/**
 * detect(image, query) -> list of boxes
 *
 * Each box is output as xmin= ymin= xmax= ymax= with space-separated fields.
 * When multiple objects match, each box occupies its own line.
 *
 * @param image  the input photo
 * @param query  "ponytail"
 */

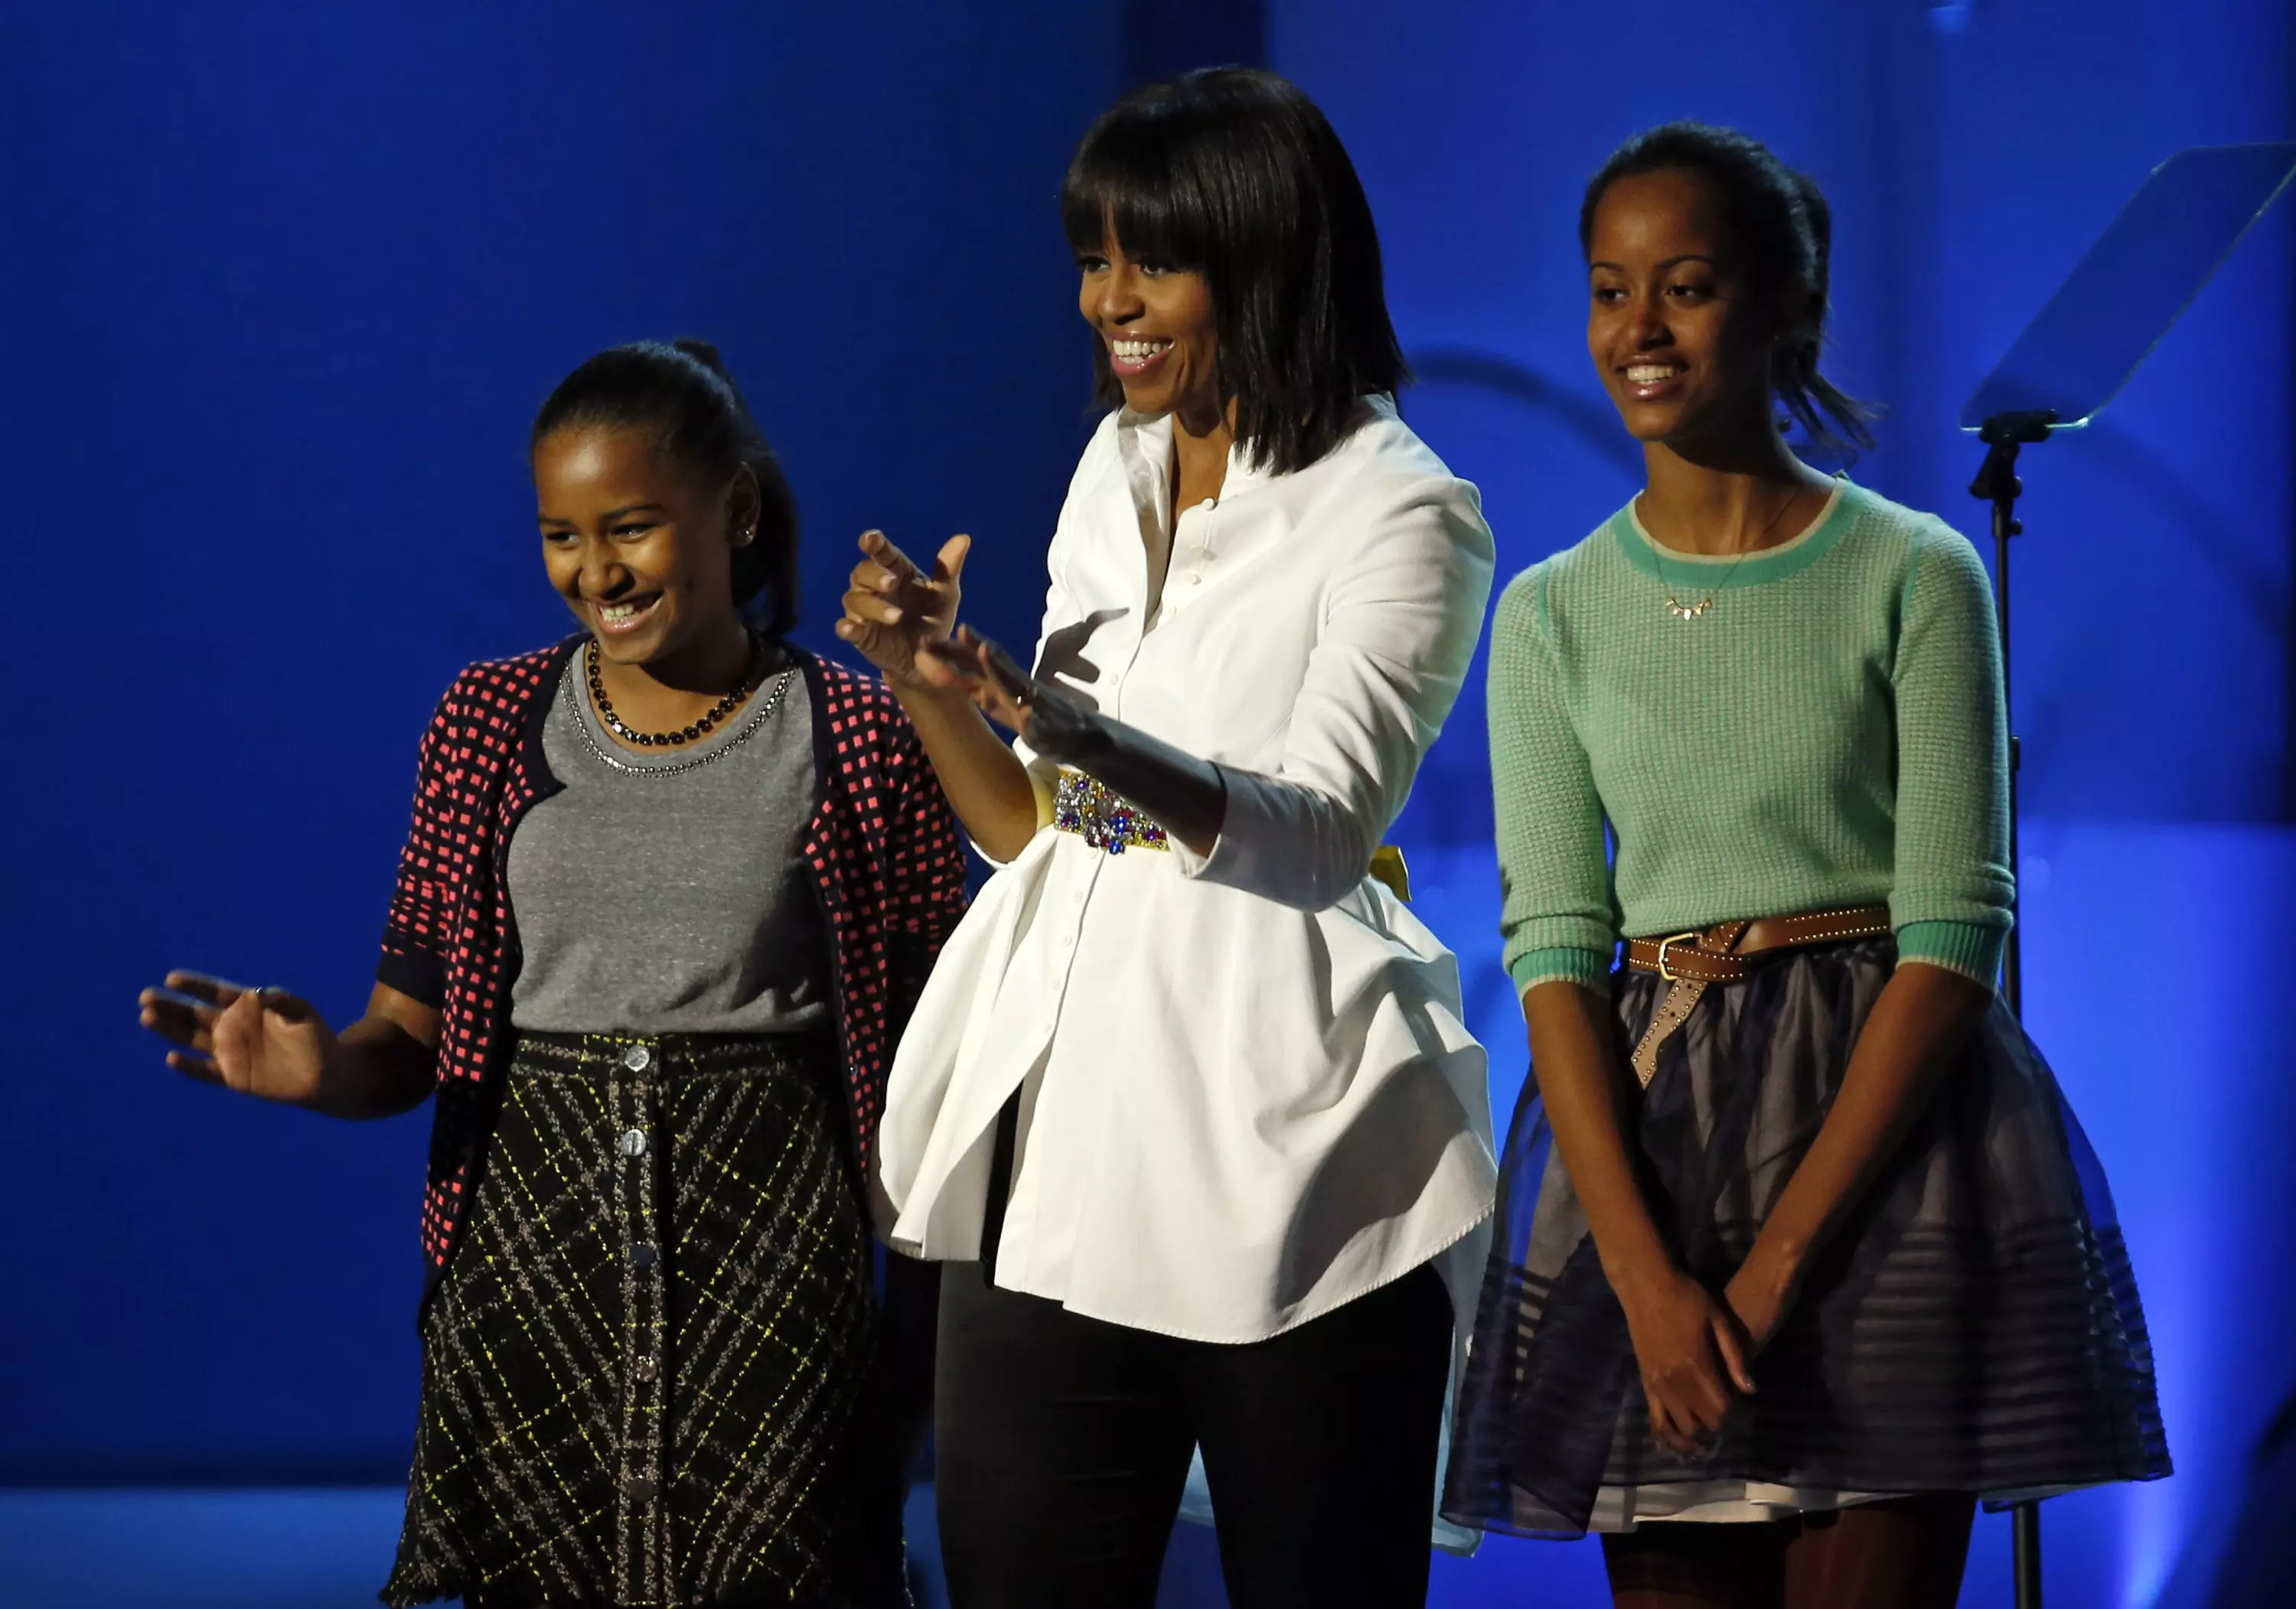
xmin=1773 ymin=172 xmax=1874 ymax=454
xmin=533 ymin=340 xmax=801 ymax=634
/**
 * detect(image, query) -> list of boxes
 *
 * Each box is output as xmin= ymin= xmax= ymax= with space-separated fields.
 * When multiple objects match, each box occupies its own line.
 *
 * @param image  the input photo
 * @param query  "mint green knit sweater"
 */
xmin=1492 ymin=480 xmax=2012 ymax=994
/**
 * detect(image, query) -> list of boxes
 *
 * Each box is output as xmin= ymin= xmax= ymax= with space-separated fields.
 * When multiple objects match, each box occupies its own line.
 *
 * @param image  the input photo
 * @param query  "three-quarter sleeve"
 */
xmin=1889 ymin=527 xmax=2014 ymax=984
xmin=1489 ymin=568 xmax=1617 ymax=994
xmin=376 ymin=687 xmax=460 ymax=1009
xmin=1175 ymin=471 xmax=1495 ymax=911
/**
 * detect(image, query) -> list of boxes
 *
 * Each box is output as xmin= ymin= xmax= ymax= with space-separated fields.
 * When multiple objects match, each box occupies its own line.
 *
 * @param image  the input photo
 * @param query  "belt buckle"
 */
xmin=1655 ymin=931 xmax=1701 ymax=982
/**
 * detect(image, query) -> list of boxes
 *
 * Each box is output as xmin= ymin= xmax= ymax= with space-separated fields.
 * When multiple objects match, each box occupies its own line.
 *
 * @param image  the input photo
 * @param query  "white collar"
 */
xmin=1114 ymin=392 xmax=1397 ymax=504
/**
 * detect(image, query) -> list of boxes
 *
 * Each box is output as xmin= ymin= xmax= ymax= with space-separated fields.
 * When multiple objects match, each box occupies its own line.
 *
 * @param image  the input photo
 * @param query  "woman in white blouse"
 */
xmin=836 ymin=68 xmax=1495 ymax=1607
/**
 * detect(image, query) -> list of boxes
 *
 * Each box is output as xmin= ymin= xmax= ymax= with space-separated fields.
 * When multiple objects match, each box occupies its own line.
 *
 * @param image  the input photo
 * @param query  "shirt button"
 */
xmin=625 ymin=1474 xmax=658 ymax=1506
xmin=618 ymin=1129 xmax=647 ymax=1158
xmin=632 ymin=1354 xmax=660 ymax=1382
xmin=622 ymin=1044 xmax=652 ymax=1072
xmin=630 ymin=1243 xmax=658 ymax=1270
xmin=1186 ymin=573 xmax=1202 ymax=585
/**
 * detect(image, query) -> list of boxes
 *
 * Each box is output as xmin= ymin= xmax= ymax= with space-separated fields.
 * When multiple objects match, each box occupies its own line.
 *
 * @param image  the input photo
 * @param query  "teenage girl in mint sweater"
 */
xmin=1443 ymin=124 xmax=2167 ymax=1609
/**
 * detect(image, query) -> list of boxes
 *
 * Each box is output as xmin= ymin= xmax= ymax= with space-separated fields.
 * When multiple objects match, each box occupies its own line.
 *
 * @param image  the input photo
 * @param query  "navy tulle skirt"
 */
xmin=1442 ymin=937 xmax=2170 ymax=1538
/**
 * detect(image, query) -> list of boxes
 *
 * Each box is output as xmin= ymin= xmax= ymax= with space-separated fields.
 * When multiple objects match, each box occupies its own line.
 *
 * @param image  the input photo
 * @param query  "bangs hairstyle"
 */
xmin=1580 ymin=121 xmax=1875 ymax=457
xmin=531 ymin=339 xmax=801 ymax=636
xmin=1062 ymin=68 xmax=1407 ymax=477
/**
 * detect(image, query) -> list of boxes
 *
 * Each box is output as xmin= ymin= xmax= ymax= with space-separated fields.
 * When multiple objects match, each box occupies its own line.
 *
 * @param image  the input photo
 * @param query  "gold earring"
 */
xmin=733 ymin=525 xmax=755 ymax=547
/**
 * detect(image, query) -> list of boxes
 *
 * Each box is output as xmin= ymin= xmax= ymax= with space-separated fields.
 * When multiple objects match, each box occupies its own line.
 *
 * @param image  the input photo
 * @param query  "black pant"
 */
xmin=830 ymin=1247 xmax=941 ymax=1608
xmin=933 ymin=1259 xmax=1454 ymax=1609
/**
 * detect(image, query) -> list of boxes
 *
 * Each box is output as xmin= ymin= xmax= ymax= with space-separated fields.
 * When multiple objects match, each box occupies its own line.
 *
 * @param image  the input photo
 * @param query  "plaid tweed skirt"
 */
xmin=381 ymin=1030 xmax=876 ymax=1609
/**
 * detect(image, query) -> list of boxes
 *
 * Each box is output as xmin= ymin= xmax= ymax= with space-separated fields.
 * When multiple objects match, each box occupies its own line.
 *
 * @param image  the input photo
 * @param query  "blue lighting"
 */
xmin=6 ymin=2 xmax=2290 ymax=1605
xmin=1929 ymin=2 xmax=1978 ymax=37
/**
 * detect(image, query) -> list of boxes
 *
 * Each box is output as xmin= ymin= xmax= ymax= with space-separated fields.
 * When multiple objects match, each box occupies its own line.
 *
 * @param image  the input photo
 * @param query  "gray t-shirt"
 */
xmin=507 ymin=653 xmax=832 ymax=1035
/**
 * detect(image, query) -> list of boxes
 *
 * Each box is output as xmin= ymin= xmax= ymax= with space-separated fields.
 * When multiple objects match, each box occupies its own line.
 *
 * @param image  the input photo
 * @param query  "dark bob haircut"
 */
xmin=1062 ymin=67 xmax=1407 ymax=477
xmin=1580 ymin=122 xmax=1875 ymax=457
xmin=530 ymin=339 xmax=801 ymax=636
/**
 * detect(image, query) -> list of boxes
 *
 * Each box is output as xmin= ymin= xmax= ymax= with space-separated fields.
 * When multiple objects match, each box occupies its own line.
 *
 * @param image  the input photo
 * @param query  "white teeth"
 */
xmin=1627 ymin=364 xmax=1682 ymax=383
xmin=1113 ymin=339 xmax=1170 ymax=362
xmin=598 ymin=599 xmax=654 ymax=622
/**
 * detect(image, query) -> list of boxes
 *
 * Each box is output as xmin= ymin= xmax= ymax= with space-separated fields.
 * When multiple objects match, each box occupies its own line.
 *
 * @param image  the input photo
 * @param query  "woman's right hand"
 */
xmin=1618 ymin=1266 xmax=1756 ymax=1458
xmin=835 ymin=529 xmax=971 ymax=693
xmin=138 ymin=971 xmax=338 ymax=1106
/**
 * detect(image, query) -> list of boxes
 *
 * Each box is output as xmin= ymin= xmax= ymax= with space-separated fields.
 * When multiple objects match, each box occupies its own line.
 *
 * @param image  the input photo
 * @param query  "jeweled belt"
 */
xmin=1045 ymin=771 xmax=1418 ymax=907
xmin=1052 ymin=770 xmax=1169 ymax=855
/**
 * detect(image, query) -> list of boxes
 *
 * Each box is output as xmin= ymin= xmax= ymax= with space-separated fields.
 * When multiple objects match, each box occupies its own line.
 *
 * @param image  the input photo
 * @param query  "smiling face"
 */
xmin=534 ymin=425 xmax=754 ymax=668
xmin=1586 ymin=168 xmax=1785 ymax=451
xmin=1077 ymin=224 xmax=1221 ymax=424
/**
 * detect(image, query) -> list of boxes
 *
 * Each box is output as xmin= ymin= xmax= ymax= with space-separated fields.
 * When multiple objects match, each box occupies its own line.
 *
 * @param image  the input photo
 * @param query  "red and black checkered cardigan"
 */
xmin=375 ymin=638 xmax=967 ymax=1285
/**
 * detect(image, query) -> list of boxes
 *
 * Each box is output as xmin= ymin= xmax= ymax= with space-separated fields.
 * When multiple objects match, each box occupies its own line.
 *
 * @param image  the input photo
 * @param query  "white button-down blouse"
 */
xmin=879 ymin=397 xmax=1498 ymax=1342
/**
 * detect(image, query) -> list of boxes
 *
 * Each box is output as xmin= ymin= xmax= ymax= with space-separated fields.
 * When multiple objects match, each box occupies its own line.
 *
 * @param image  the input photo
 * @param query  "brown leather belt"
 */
xmin=1623 ymin=904 xmax=1892 ymax=1088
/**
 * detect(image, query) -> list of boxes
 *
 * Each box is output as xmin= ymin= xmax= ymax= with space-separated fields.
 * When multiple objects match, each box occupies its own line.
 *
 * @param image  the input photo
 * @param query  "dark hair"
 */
xmin=1062 ymin=67 xmax=1407 ymax=476
xmin=530 ymin=339 xmax=801 ymax=634
xmin=1579 ymin=122 xmax=1874 ymax=456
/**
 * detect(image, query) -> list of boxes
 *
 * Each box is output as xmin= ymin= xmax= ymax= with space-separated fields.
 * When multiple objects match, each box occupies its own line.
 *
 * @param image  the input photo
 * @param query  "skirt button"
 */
xmin=622 ymin=1044 xmax=652 ymax=1073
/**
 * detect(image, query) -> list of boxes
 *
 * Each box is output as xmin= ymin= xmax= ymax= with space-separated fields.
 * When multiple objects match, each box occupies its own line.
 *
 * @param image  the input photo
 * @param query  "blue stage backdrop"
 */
xmin=4 ymin=4 xmax=2292 ymax=1608
xmin=0 ymin=0 xmax=1126 ymax=1485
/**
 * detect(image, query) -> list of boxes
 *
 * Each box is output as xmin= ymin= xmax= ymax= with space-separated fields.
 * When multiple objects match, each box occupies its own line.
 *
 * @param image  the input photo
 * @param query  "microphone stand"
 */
xmin=1967 ymin=406 xmax=2056 ymax=1609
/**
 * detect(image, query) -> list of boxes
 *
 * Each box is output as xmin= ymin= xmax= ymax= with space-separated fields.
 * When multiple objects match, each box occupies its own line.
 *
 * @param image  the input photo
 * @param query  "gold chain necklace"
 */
xmin=1652 ymin=487 xmax=1801 ymax=620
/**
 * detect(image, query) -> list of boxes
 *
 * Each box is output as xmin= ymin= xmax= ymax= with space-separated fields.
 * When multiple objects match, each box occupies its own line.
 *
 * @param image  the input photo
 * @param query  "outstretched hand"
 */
xmin=921 ymin=627 xmax=1106 ymax=762
xmin=137 ymin=971 xmax=337 ymax=1106
xmin=835 ymin=529 xmax=970 ymax=692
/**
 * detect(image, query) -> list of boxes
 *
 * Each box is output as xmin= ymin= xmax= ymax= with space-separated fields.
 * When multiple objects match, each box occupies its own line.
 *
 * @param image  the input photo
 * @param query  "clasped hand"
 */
xmin=1623 ymin=1246 xmax=1797 ymax=1458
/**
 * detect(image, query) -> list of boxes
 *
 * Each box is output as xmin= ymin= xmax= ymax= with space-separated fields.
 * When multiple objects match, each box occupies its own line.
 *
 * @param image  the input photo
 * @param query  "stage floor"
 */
xmin=0 ymin=1484 xmax=2098 ymax=1607
xmin=0 ymin=1487 xmax=960 ymax=1609
xmin=0 ymin=1485 xmax=1618 ymax=1607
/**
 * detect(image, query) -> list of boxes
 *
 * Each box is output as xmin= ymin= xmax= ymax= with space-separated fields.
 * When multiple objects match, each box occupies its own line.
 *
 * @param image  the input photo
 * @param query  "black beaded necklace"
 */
xmin=585 ymin=632 xmax=766 ymax=748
